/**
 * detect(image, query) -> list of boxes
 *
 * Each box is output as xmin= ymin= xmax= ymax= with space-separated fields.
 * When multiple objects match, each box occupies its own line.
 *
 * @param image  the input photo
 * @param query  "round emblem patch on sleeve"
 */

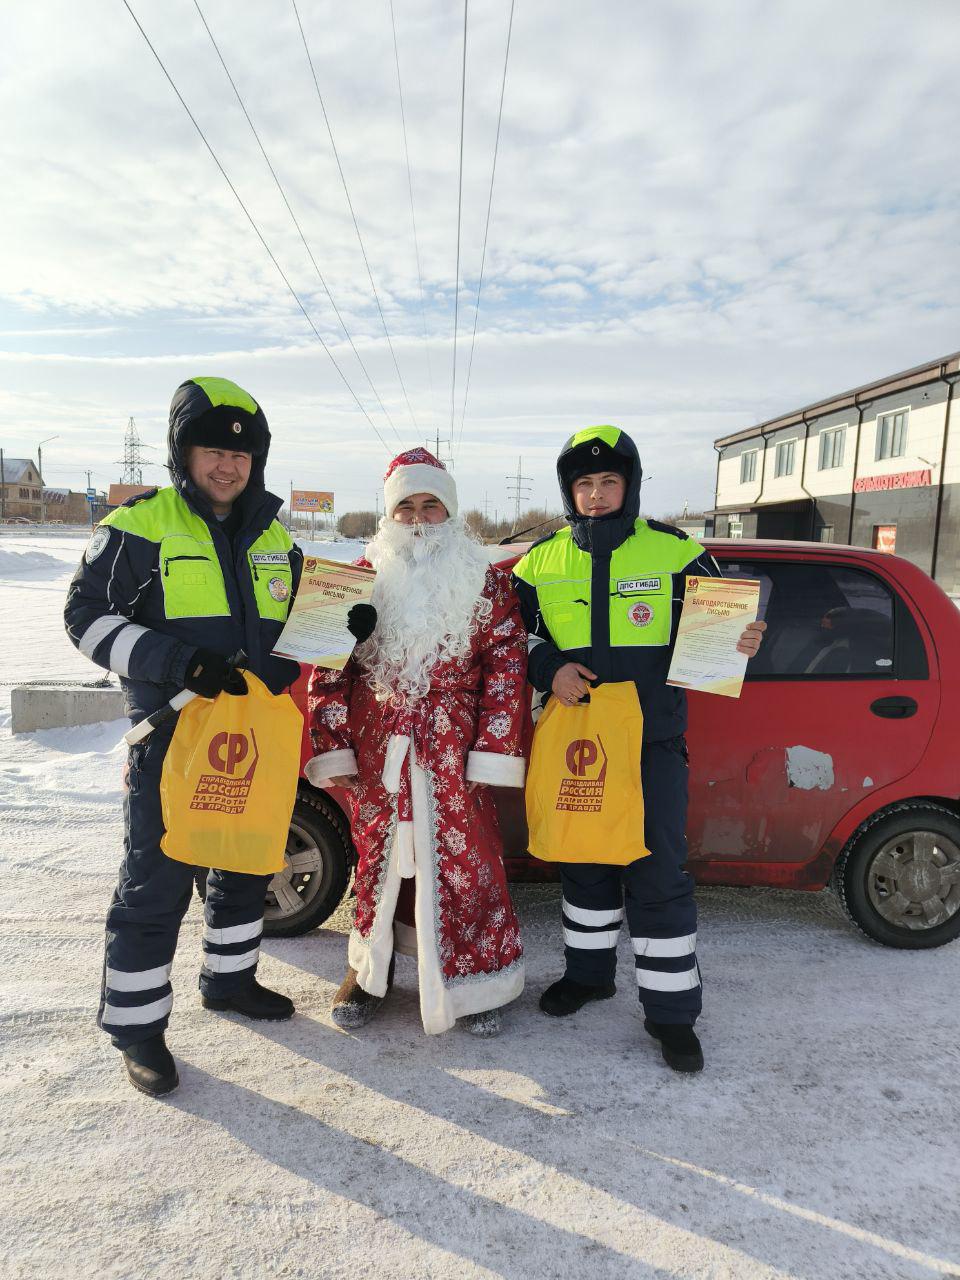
xmin=628 ymin=600 xmax=653 ymax=627
xmin=268 ymin=576 xmax=290 ymax=602
xmin=84 ymin=526 xmax=111 ymax=564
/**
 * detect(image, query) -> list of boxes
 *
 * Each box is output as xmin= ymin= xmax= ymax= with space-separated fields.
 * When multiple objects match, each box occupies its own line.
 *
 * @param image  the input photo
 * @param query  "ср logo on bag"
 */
xmin=190 ymin=728 xmax=261 ymax=815
xmin=557 ymin=736 xmax=608 ymax=813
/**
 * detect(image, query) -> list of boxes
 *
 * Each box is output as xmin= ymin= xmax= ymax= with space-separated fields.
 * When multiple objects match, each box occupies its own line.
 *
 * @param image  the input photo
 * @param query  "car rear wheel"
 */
xmin=192 ymin=787 xmax=354 ymax=938
xmin=834 ymin=802 xmax=960 ymax=949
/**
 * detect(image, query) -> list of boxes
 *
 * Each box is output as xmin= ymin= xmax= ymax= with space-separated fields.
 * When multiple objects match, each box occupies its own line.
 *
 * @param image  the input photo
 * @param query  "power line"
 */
xmin=120 ymin=0 xmax=394 ymax=456
xmin=292 ymin=0 xmax=420 ymax=436
xmin=451 ymin=0 xmax=468 ymax=438
xmin=455 ymin=0 xmax=516 ymax=458
xmin=389 ymin=0 xmax=437 ymax=432
xmin=193 ymin=0 xmax=404 ymax=447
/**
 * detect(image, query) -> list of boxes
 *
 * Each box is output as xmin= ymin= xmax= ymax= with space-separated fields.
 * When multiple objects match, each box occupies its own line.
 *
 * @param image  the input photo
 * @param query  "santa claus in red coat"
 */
xmin=305 ymin=449 xmax=527 ymax=1036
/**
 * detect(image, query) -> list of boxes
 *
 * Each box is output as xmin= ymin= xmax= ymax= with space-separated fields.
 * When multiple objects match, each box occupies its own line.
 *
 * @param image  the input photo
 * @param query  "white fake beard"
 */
xmin=357 ymin=516 xmax=492 ymax=706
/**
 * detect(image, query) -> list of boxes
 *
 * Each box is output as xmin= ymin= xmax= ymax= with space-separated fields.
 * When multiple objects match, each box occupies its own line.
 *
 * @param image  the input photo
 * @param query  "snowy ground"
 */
xmin=1 ymin=530 xmax=958 ymax=1280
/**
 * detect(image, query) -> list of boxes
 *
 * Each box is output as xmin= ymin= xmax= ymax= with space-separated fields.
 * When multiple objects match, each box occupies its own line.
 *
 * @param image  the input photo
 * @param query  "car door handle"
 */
xmin=870 ymin=696 xmax=918 ymax=719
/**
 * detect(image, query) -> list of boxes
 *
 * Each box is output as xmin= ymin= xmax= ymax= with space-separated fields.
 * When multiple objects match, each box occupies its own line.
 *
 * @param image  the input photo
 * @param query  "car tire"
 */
xmin=191 ymin=787 xmax=354 ymax=938
xmin=833 ymin=802 xmax=960 ymax=949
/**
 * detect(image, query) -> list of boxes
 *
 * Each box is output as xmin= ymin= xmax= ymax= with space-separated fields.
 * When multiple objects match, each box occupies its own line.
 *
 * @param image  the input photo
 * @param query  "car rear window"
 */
xmin=720 ymin=560 xmax=896 ymax=678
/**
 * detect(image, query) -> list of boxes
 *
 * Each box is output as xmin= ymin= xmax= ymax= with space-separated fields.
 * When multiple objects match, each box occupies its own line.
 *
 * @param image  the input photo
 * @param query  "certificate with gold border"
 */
xmin=665 ymin=575 xmax=760 ymax=698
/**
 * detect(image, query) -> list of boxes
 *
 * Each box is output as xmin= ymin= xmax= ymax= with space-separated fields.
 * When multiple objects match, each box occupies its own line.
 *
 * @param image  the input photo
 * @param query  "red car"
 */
xmin=263 ymin=539 xmax=960 ymax=950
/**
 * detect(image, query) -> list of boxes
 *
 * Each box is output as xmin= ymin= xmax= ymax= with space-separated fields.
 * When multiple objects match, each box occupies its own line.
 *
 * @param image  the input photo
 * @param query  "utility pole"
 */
xmin=38 ymin=435 xmax=59 ymax=525
xmin=505 ymin=457 xmax=533 ymax=529
xmin=0 ymin=449 xmax=5 ymax=522
xmin=425 ymin=431 xmax=454 ymax=470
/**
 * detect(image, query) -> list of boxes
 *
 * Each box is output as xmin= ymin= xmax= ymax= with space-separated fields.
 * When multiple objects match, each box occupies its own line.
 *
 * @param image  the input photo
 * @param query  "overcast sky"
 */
xmin=2 ymin=0 xmax=959 ymax=520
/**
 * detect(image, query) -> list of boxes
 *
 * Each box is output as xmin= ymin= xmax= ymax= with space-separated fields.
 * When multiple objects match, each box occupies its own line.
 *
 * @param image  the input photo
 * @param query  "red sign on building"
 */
xmin=853 ymin=469 xmax=931 ymax=494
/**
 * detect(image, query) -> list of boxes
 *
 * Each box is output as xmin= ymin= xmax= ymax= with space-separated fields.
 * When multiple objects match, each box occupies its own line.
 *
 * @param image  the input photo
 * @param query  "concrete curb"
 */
xmin=11 ymin=685 xmax=125 ymax=734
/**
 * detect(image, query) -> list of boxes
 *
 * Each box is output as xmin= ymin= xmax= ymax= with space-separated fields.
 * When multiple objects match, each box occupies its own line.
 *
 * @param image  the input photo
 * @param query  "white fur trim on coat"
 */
xmin=465 ymin=750 xmax=526 ymax=789
xmin=381 ymin=734 xmax=410 ymax=794
xmin=304 ymin=749 xmax=358 ymax=786
xmin=384 ymin=462 xmax=458 ymax=518
xmin=347 ymin=752 xmax=524 ymax=1033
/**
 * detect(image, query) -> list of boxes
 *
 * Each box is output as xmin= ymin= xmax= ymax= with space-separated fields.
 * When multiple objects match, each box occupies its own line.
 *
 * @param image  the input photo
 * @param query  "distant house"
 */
xmin=43 ymin=487 xmax=98 ymax=524
xmin=0 ymin=458 xmax=43 ymax=520
xmin=107 ymin=483 xmax=155 ymax=508
xmin=677 ymin=517 xmax=707 ymax=540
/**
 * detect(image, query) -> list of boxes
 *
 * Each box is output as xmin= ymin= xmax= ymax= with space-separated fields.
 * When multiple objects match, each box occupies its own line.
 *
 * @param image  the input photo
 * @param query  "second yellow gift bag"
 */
xmin=525 ymin=681 xmax=650 ymax=866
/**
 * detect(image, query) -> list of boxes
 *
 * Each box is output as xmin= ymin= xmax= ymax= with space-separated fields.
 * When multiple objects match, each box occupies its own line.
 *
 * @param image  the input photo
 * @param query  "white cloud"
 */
xmin=0 ymin=0 xmax=958 ymax=518
xmin=539 ymin=281 xmax=588 ymax=303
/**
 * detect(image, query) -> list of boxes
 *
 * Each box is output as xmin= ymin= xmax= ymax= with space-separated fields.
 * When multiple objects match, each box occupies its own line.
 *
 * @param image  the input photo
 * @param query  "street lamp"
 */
xmin=37 ymin=435 xmax=59 ymax=525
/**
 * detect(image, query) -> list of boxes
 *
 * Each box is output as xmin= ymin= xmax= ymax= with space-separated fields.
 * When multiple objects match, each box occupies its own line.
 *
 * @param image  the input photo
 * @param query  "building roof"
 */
xmin=0 ymin=458 xmax=39 ymax=483
xmin=714 ymin=350 xmax=960 ymax=449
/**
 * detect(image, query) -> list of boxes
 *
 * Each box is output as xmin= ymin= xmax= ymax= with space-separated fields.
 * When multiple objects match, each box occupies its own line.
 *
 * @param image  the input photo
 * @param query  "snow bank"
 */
xmin=0 ymin=547 xmax=68 ymax=577
xmin=298 ymin=538 xmax=367 ymax=562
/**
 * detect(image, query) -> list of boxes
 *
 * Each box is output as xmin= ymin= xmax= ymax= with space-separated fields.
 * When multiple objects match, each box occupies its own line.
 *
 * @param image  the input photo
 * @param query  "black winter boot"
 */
xmin=202 ymin=980 xmax=294 ymax=1021
xmin=644 ymin=1019 xmax=704 ymax=1073
xmin=121 ymin=1033 xmax=179 ymax=1097
xmin=539 ymin=975 xmax=616 ymax=1017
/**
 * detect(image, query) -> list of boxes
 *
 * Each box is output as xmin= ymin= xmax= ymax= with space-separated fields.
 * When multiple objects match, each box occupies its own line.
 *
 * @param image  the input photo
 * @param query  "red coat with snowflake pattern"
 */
xmin=306 ymin=564 xmax=527 ymax=1032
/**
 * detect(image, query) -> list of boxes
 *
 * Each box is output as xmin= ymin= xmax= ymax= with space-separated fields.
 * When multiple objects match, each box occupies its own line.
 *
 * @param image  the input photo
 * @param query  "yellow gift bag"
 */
xmin=160 ymin=670 xmax=303 ymax=875
xmin=525 ymin=681 xmax=650 ymax=866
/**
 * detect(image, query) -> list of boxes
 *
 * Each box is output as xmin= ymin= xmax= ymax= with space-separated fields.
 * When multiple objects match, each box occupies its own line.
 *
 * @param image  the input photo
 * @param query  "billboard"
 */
xmin=292 ymin=490 xmax=334 ymax=513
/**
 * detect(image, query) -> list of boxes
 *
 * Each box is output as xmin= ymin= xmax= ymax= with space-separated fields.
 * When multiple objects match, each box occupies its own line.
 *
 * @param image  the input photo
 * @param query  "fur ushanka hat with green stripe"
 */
xmin=169 ymin=376 xmax=270 ymax=461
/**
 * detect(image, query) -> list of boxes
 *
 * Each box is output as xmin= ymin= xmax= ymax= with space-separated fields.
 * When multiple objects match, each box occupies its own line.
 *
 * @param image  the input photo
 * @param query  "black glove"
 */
xmin=347 ymin=603 xmax=377 ymax=643
xmin=184 ymin=648 xmax=247 ymax=698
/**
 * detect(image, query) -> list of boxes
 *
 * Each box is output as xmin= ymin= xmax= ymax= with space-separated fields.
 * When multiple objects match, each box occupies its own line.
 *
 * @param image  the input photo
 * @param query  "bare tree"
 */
xmin=337 ymin=510 xmax=379 ymax=539
xmin=658 ymin=510 xmax=705 ymax=527
xmin=463 ymin=506 xmax=566 ymax=544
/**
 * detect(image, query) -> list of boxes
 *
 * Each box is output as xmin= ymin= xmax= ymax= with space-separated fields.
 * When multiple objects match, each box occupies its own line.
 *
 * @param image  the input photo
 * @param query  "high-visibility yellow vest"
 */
xmin=513 ymin=521 xmax=704 ymax=654
xmin=100 ymin=487 xmax=294 ymax=624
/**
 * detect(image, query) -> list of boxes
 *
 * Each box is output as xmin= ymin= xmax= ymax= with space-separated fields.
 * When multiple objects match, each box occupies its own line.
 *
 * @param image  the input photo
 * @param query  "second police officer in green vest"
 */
xmin=65 ymin=377 xmax=303 ymax=1097
xmin=512 ymin=427 xmax=764 ymax=1072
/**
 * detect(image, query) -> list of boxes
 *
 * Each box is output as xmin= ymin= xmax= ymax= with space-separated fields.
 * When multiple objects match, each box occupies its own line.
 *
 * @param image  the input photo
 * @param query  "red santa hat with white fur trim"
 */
xmin=383 ymin=447 xmax=458 ymax=518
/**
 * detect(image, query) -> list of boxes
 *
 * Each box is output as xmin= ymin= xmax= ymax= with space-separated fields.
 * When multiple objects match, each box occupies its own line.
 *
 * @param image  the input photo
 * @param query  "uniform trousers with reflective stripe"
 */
xmin=98 ymin=724 xmax=272 ymax=1050
xmin=559 ymin=736 xmax=701 ymax=1025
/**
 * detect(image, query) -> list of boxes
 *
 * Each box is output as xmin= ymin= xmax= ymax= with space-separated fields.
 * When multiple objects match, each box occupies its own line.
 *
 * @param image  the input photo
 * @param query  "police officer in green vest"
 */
xmin=512 ymin=426 xmax=764 ymax=1072
xmin=65 ymin=377 xmax=303 ymax=1096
